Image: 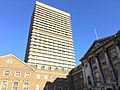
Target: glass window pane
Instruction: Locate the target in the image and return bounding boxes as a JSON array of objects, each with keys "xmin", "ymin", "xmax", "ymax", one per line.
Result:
[
  {"xmin": 23, "ymin": 82, "xmax": 29, "ymax": 90},
  {"xmin": 4, "ymin": 71, "xmax": 10, "ymax": 76},
  {"xmin": 1, "ymin": 81, "xmax": 7, "ymax": 90},
  {"xmin": 13, "ymin": 82, "xmax": 18, "ymax": 90}
]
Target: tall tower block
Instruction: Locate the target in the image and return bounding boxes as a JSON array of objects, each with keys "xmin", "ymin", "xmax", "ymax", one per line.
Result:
[{"xmin": 25, "ymin": 1, "xmax": 76, "ymax": 72}]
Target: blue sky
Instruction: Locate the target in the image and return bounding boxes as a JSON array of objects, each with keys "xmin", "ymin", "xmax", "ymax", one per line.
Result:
[{"xmin": 0, "ymin": 0, "xmax": 120, "ymax": 65}]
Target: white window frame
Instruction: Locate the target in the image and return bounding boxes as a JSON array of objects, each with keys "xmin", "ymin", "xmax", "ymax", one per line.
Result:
[
  {"xmin": 23, "ymin": 81, "xmax": 29, "ymax": 90},
  {"xmin": 36, "ymin": 74, "xmax": 40, "ymax": 80},
  {"xmin": 0, "ymin": 80, "xmax": 8, "ymax": 90},
  {"xmin": 36, "ymin": 84, "xmax": 40, "ymax": 90},
  {"xmin": 12, "ymin": 81, "xmax": 19, "ymax": 90},
  {"xmin": 44, "ymin": 75, "xmax": 48, "ymax": 80},
  {"xmin": 6, "ymin": 59, "xmax": 13, "ymax": 64},
  {"xmin": 3, "ymin": 70, "xmax": 11, "ymax": 76},
  {"xmin": 14, "ymin": 71, "xmax": 21, "ymax": 77},
  {"xmin": 24, "ymin": 72, "xmax": 30, "ymax": 78}
]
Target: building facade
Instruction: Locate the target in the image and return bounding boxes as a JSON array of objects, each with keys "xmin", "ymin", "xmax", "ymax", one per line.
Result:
[
  {"xmin": 23, "ymin": 1, "xmax": 76, "ymax": 89},
  {"xmin": 0, "ymin": 54, "xmax": 68, "ymax": 90},
  {"xmin": 81, "ymin": 31, "xmax": 120, "ymax": 90},
  {"xmin": 44, "ymin": 78, "xmax": 69, "ymax": 90},
  {"xmin": 68, "ymin": 65, "xmax": 84, "ymax": 90},
  {"xmin": 67, "ymin": 31, "xmax": 120, "ymax": 90},
  {"xmin": 0, "ymin": 54, "xmax": 36, "ymax": 90},
  {"xmin": 81, "ymin": 32, "xmax": 120, "ymax": 90},
  {"xmin": 0, "ymin": 1, "xmax": 77, "ymax": 90},
  {"xmin": 25, "ymin": 1, "xmax": 76, "ymax": 72},
  {"xmin": 35, "ymin": 68, "xmax": 67, "ymax": 90},
  {"xmin": 2, "ymin": 1, "xmax": 120, "ymax": 90}
]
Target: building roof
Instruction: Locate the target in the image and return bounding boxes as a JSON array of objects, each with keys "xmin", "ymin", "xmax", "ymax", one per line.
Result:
[
  {"xmin": 36, "ymin": 1, "xmax": 70, "ymax": 16},
  {"xmin": 80, "ymin": 30, "xmax": 120, "ymax": 61},
  {"xmin": 0, "ymin": 54, "xmax": 35, "ymax": 70}
]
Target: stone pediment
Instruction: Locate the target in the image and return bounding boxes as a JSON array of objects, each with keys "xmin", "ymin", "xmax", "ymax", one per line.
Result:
[{"xmin": 84, "ymin": 36, "xmax": 113, "ymax": 57}]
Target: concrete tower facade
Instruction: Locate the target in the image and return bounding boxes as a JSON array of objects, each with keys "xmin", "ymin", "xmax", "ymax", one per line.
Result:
[{"xmin": 25, "ymin": 1, "xmax": 76, "ymax": 72}]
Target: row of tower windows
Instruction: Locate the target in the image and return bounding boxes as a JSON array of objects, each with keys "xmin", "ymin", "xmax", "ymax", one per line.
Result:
[
  {"xmin": 28, "ymin": 53, "xmax": 75, "ymax": 65},
  {"xmin": 30, "ymin": 41, "xmax": 74, "ymax": 55},
  {"xmin": 34, "ymin": 11, "xmax": 69, "ymax": 24},
  {"xmin": 32, "ymin": 21, "xmax": 72, "ymax": 37},
  {"xmin": 30, "ymin": 38, "xmax": 73, "ymax": 52},
  {"xmin": 29, "ymin": 57, "xmax": 75, "ymax": 68},
  {"xmin": 34, "ymin": 16, "xmax": 70, "ymax": 28},
  {"xmin": 36, "ymin": 5, "xmax": 69, "ymax": 18},
  {"xmin": 31, "ymin": 32, "xmax": 73, "ymax": 47},
  {"xmin": 30, "ymin": 44, "xmax": 75, "ymax": 58},
  {"xmin": 32, "ymin": 25, "xmax": 72, "ymax": 38},
  {"xmin": 35, "ymin": 8, "xmax": 69, "ymax": 20},
  {"xmin": 34, "ymin": 15, "xmax": 69, "ymax": 28},
  {"xmin": 32, "ymin": 28, "xmax": 72, "ymax": 42},
  {"xmin": 29, "ymin": 49, "xmax": 75, "ymax": 61},
  {"xmin": 31, "ymin": 38, "xmax": 74, "ymax": 52},
  {"xmin": 30, "ymin": 63, "xmax": 73, "ymax": 71},
  {"xmin": 34, "ymin": 13, "xmax": 69, "ymax": 27},
  {"xmin": 32, "ymin": 38, "xmax": 73, "ymax": 51},
  {"xmin": 33, "ymin": 22, "xmax": 71, "ymax": 37},
  {"xmin": 33, "ymin": 18, "xmax": 71, "ymax": 34},
  {"xmin": 29, "ymin": 46, "xmax": 75, "ymax": 60}
]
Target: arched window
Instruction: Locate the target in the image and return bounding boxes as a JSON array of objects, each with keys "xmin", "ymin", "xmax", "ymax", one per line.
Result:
[{"xmin": 87, "ymin": 76, "xmax": 92, "ymax": 85}]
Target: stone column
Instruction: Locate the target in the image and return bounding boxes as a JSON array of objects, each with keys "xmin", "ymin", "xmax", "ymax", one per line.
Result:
[
  {"xmin": 104, "ymin": 48, "xmax": 116, "ymax": 81},
  {"xmin": 88, "ymin": 60, "xmax": 96, "ymax": 86},
  {"xmin": 115, "ymin": 42, "xmax": 120, "ymax": 59},
  {"xmin": 114, "ymin": 41, "xmax": 120, "ymax": 83},
  {"xmin": 54, "ymin": 86, "xmax": 56, "ymax": 90},
  {"xmin": 82, "ymin": 64, "xmax": 87, "ymax": 87},
  {"xmin": 94, "ymin": 55, "xmax": 105, "ymax": 84}
]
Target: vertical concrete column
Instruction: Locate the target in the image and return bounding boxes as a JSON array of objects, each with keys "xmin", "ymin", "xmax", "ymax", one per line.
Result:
[
  {"xmin": 94, "ymin": 55, "xmax": 105, "ymax": 84},
  {"xmin": 104, "ymin": 48, "xmax": 116, "ymax": 81}
]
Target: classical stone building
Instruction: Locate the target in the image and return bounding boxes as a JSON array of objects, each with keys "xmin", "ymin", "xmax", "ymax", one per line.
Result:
[
  {"xmin": 80, "ymin": 31, "xmax": 120, "ymax": 90},
  {"xmin": 68, "ymin": 65, "xmax": 84, "ymax": 90},
  {"xmin": 67, "ymin": 31, "xmax": 120, "ymax": 90},
  {"xmin": 44, "ymin": 78, "xmax": 69, "ymax": 90}
]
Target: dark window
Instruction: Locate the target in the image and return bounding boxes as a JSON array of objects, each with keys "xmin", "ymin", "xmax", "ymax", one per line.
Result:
[{"xmin": 87, "ymin": 76, "xmax": 92, "ymax": 85}]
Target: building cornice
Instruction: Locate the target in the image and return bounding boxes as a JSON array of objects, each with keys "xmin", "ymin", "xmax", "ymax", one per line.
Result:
[{"xmin": 36, "ymin": 1, "xmax": 70, "ymax": 16}]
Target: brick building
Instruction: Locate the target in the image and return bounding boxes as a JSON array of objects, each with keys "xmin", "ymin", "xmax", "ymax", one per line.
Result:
[{"xmin": 0, "ymin": 54, "xmax": 36, "ymax": 90}]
